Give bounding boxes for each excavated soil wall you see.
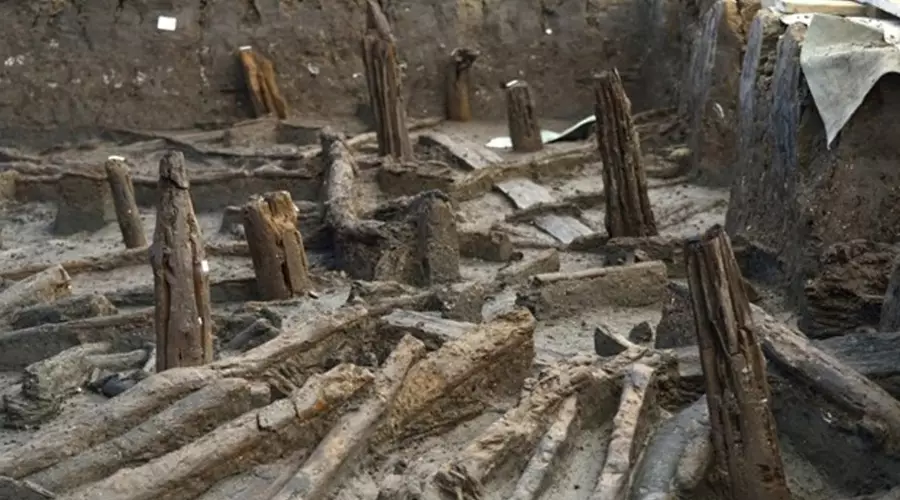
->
[0,0,694,149]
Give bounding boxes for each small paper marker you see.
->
[107,155,125,161]
[157,16,177,31]
[201,260,209,273]
[239,46,252,51]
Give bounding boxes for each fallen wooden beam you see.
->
[29,378,266,492]
[0,265,71,320]
[629,395,712,500]
[508,396,580,500]
[58,364,373,500]
[268,335,426,500]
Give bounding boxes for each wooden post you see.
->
[504,80,543,153]
[684,224,791,500]
[361,0,414,159]
[105,156,146,249]
[446,47,479,122]
[594,69,658,238]
[238,46,289,120]
[242,191,313,300]
[150,151,213,372]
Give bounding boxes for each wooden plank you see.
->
[533,214,594,244]
[418,132,503,171]
[777,0,872,15]
[494,178,556,210]
[855,0,896,17]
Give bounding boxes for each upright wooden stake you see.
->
[594,69,658,238]
[504,80,543,153]
[361,0,413,159]
[105,156,146,249]
[238,46,289,120]
[150,151,213,372]
[242,191,313,300]
[684,225,791,500]
[446,47,479,122]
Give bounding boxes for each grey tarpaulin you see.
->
[797,14,900,148]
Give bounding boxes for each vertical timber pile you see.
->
[684,225,791,500]
[446,47,479,122]
[362,0,413,159]
[105,156,147,249]
[150,151,214,372]
[238,46,289,119]
[594,69,658,238]
[242,191,313,300]
[504,80,543,152]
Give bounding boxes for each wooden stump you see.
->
[594,69,658,238]
[238,46,288,120]
[242,191,312,300]
[504,80,543,153]
[446,48,479,122]
[684,224,790,500]
[150,151,213,372]
[361,0,413,160]
[53,172,116,236]
[105,156,147,249]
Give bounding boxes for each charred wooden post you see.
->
[238,46,288,120]
[594,69,658,238]
[242,191,312,300]
[362,0,413,159]
[684,225,791,500]
[104,156,147,249]
[504,80,543,152]
[150,151,214,372]
[446,48,479,122]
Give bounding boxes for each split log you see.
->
[594,69,658,238]
[497,249,560,285]
[0,476,53,500]
[86,349,150,372]
[242,191,312,300]
[685,225,790,500]
[373,309,536,443]
[151,151,213,371]
[430,350,647,496]
[105,156,147,249]
[508,396,579,500]
[0,265,71,320]
[9,293,116,330]
[592,362,662,500]
[61,364,373,500]
[446,47,479,122]
[29,378,266,492]
[269,335,426,500]
[361,0,413,159]
[629,395,712,500]
[238,47,288,119]
[53,171,116,236]
[417,131,503,171]
[0,367,219,479]
[0,247,149,281]
[504,80,543,153]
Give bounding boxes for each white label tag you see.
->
[157,16,177,31]
[201,260,209,273]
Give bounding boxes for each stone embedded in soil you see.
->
[628,320,654,344]
[518,261,668,320]
[459,229,515,262]
[9,293,117,330]
[801,240,898,337]
[594,324,631,356]
[432,280,490,323]
[655,282,696,349]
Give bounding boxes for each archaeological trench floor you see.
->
[0,115,887,500]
